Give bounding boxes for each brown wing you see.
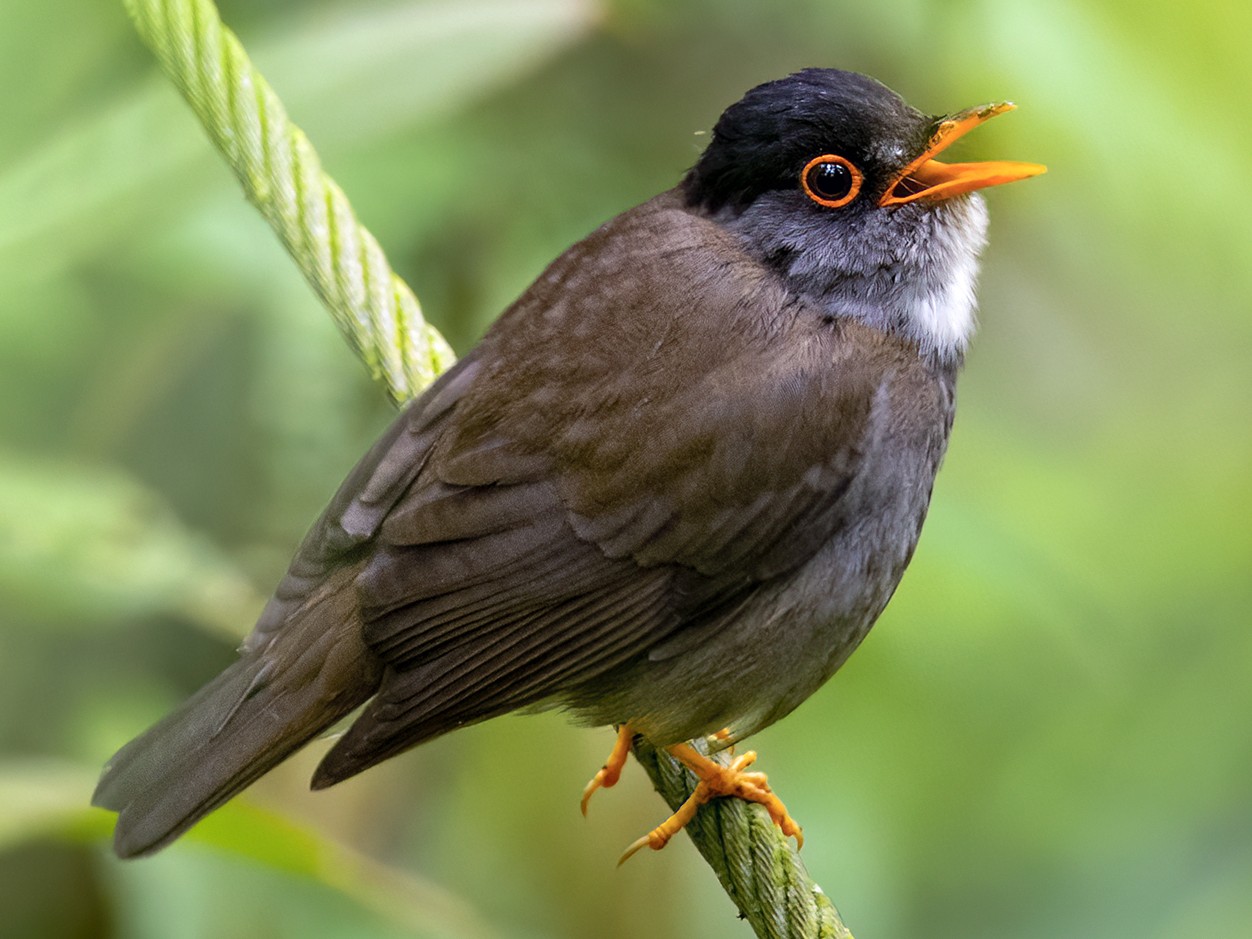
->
[297,192,919,786]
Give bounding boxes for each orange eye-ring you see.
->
[801,154,862,208]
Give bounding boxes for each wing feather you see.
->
[302,193,921,784]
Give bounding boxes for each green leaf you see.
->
[0,760,106,850]
[0,451,262,638]
[0,758,500,939]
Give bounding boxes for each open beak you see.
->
[879,102,1046,206]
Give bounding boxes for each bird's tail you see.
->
[92,567,382,858]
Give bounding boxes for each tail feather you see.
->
[93,570,382,858]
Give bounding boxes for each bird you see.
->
[93,68,1045,861]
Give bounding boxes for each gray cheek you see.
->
[723,190,990,358]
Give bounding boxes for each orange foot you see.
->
[618,742,803,865]
[581,723,635,816]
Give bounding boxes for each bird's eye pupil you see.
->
[810,162,852,200]
[801,155,862,208]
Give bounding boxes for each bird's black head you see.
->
[682,69,1044,360]
[683,69,930,212]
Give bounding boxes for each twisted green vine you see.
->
[121,0,856,935]
[125,0,454,405]
[632,738,853,939]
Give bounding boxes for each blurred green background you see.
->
[2,0,1249,936]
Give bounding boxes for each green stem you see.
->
[124,0,454,405]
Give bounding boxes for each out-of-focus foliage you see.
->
[1,0,1248,937]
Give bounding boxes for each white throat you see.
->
[721,186,991,361]
[900,216,983,358]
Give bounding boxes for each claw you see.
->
[617,742,803,863]
[617,788,703,865]
[581,724,634,816]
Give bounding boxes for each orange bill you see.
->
[880,102,1047,206]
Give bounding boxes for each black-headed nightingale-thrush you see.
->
[94,68,1045,860]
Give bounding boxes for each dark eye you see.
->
[801,154,863,208]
